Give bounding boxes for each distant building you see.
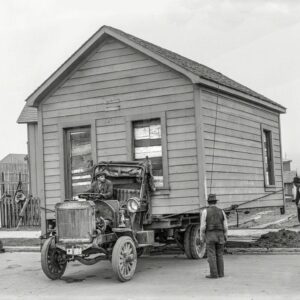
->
[0,153,28,196]
[282,159,297,199]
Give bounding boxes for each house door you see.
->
[64,126,93,198]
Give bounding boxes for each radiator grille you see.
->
[56,201,95,243]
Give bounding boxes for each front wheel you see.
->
[41,237,67,280]
[112,236,137,282]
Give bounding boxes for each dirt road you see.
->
[0,252,299,300]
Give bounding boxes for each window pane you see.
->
[263,130,274,186]
[67,127,92,197]
[133,119,163,187]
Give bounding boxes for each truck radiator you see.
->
[55,201,95,243]
[113,188,140,205]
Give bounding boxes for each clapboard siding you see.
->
[41,38,197,215]
[38,36,284,218]
[202,90,283,209]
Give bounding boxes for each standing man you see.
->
[87,172,113,200]
[293,176,300,223]
[200,194,228,279]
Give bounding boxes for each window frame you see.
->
[59,119,97,199]
[260,124,276,189]
[126,112,169,191]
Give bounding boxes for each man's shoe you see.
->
[205,275,218,279]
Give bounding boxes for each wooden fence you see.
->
[0,195,41,228]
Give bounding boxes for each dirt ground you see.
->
[0,252,300,300]
[227,198,299,229]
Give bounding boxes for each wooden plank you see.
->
[88,46,136,61]
[96,124,126,134]
[45,175,60,184]
[169,172,199,182]
[45,78,192,108]
[167,132,196,143]
[62,65,170,88]
[168,148,197,158]
[203,109,278,132]
[98,132,126,142]
[44,146,59,155]
[168,140,197,151]
[169,157,197,166]
[54,70,181,96]
[203,115,279,135]
[202,91,279,122]
[205,156,263,168]
[169,180,199,190]
[169,165,198,174]
[167,124,195,135]
[97,139,126,149]
[203,104,278,129]
[78,52,149,71]
[71,60,158,79]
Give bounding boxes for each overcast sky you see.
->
[1,0,299,171]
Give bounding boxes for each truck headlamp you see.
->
[127,197,140,213]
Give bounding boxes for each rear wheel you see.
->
[190,224,206,259]
[112,236,137,282]
[184,225,193,259]
[41,237,67,280]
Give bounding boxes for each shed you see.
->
[17,26,286,232]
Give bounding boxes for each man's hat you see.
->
[207,194,218,203]
[95,171,106,178]
[294,176,300,184]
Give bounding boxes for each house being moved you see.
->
[17,26,286,232]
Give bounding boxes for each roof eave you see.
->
[196,77,286,114]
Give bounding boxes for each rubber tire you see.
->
[41,237,67,280]
[190,224,206,259]
[184,225,193,259]
[137,247,144,258]
[112,236,137,282]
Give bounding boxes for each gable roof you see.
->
[0,154,27,164]
[17,104,38,124]
[20,25,285,119]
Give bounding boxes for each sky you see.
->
[1,0,299,171]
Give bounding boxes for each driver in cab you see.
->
[87,171,113,200]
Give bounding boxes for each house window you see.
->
[262,128,275,186]
[64,126,93,198]
[133,118,163,187]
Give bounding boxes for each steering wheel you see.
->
[77,193,103,201]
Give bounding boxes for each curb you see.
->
[3,246,40,253]
[2,246,300,254]
[226,248,300,255]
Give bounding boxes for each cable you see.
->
[209,83,220,195]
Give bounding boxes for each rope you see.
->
[209,84,220,194]
[158,188,284,220]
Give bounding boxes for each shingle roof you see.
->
[17,105,37,124]
[283,170,297,184]
[106,26,285,110]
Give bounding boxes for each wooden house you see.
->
[17,26,286,232]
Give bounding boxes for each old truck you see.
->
[41,160,205,282]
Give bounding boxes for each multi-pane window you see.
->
[262,129,275,186]
[65,127,93,197]
[133,118,163,187]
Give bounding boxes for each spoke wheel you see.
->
[190,224,206,259]
[41,237,67,280]
[112,236,137,282]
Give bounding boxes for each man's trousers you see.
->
[207,242,224,277]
